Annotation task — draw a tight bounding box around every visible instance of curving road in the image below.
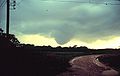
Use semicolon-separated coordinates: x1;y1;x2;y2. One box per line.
58;54;119;76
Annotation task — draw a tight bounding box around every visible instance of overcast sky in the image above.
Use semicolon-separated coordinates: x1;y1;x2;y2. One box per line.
0;0;120;48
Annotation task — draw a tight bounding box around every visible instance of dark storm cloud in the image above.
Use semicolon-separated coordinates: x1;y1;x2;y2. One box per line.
5;0;120;44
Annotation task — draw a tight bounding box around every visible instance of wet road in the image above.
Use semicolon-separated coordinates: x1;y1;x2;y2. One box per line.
57;54;119;76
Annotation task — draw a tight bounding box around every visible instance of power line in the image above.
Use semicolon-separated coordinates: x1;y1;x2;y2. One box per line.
0;0;6;8
16;0;24;6
11;0;24;9
39;0;120;5
0;0;5;7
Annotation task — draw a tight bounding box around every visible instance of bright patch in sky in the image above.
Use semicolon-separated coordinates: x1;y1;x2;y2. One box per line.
17;34;120;49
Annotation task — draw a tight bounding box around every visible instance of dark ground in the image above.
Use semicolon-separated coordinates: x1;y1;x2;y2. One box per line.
0;33;120;76
1;48;120;76
0;48;71;76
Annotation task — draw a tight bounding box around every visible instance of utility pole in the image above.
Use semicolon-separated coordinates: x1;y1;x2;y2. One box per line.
6;0;10;35
6;0;16;35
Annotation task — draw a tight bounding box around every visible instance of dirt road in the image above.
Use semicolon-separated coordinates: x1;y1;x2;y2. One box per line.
58;54;119;76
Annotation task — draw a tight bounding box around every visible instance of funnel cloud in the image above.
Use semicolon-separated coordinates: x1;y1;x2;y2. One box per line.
0;0;120;45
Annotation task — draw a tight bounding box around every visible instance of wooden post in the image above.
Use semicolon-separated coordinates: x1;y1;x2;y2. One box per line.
6;0;10;35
